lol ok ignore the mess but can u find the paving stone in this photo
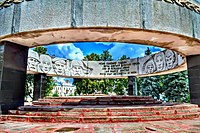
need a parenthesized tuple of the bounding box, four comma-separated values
(0, 119, 200, 132)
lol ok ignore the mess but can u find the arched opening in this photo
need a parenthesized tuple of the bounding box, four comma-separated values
(25, 41, 188, 104)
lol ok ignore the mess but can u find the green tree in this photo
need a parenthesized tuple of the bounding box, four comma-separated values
(145, 47, 151, 56)
(25, 74, 34, 99)
(138, 71, 189, 102)
(100, 50, 112, 61)
(162, 71, 189, 102)
(33, 46, 47, 54)
(45, 76, 56, 96)
(84, 53, 100, 61)
(139, 76, 161, 99)
(119, 55, 130, 60)
(113, 78, 128, 95)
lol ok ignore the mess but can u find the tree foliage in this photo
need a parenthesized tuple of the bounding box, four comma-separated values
(145, 47, 151, 56)
(33, 46, 47, 54)
(100, 50, 113, 61)
(162, 71, 189, 102)
(45, 76, 56, 96)
(138, 71, 189, 103)
(25, 74, 34, 99)
(84, 53, 100, 61)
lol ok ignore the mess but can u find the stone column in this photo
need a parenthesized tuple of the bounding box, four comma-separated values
(186, 55, 200, 106)
(128, 76, 137, 96)
(0, 41, 28, 114)
(33, 74, 47, 101)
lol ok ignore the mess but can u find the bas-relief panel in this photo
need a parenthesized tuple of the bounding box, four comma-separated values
(27, 49, 185, 77)
(139, 50, 185, 74)
(27, 50, 139, 77)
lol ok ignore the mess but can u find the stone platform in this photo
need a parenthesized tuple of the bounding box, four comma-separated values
(0, 96, 199, 123)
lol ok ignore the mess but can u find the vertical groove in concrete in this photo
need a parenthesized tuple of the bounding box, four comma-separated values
(139, 0, 145, 29)
(191, 12, 196, 38)
(71, 0, 76, 27)
(74, 0, 83, 26)
(139, 0, 153, 29)
(71, 0, 83, 27)
(11, 4, 21, 34)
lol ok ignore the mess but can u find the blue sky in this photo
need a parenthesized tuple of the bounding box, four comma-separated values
(45, 42, 164, 61)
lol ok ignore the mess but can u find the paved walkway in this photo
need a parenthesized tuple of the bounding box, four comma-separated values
(0, 118, 200, 133)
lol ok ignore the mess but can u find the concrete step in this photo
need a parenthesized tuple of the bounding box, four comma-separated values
(34, 96, 161, 106)
(1, 103, 199, 123)
(1, 113, 200, 123)
(8, 108, 200, 117)
(18, 103, 199, 112)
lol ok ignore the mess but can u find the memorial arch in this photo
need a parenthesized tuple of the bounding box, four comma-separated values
(0, 0, 200, 113)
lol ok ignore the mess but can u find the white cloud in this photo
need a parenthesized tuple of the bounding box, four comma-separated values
(109, 43, 164, 60)
(94, 42, 113, 46)
(109, 43, 146, 60)
(46, 43, 84, 60)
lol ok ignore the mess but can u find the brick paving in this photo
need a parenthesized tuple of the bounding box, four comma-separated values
(1, 118, 200, 133)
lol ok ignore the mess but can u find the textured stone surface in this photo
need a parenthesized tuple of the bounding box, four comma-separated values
(0, 42, 28, 114)
(0, 6, 13, 36)
(187, 55, 200, 106)
(19, 0, 72, 32)
(0, 0, 199, 41)
(1, 119, 200, 132)
(1, 102, 199, 123)
(33, 74, 46, 101)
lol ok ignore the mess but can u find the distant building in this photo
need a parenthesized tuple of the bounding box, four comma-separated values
(52, 80, 76, 97)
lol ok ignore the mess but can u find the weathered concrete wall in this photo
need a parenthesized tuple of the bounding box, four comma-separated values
(0, 0, 200, 39)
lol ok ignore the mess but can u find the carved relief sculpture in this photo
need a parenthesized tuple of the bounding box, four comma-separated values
(165, 50, 178, 69)
(27, 50, 40, 72)
(154, 52, 166, 72)
(142, 58, 156, 74)
(52, 57, 66, 76)
(39, 54, 52, 74)
(70, 60, 93, 76)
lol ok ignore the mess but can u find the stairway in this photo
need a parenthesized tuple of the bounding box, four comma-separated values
(0, 96, 199, 123)
(33, 96, 161, 106)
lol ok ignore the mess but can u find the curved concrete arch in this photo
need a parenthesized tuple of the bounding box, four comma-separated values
(1, 27, 200, 56)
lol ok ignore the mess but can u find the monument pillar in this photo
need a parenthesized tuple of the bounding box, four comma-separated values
(0, 41, 28, 114)
(186, 55, 200, 106)
(128, 76, 137, 96)
(33, 74, 47, 101)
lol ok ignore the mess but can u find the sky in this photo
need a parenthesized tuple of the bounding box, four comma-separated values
(43, 42, 164, 84)
(45, 42, 164, 61)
